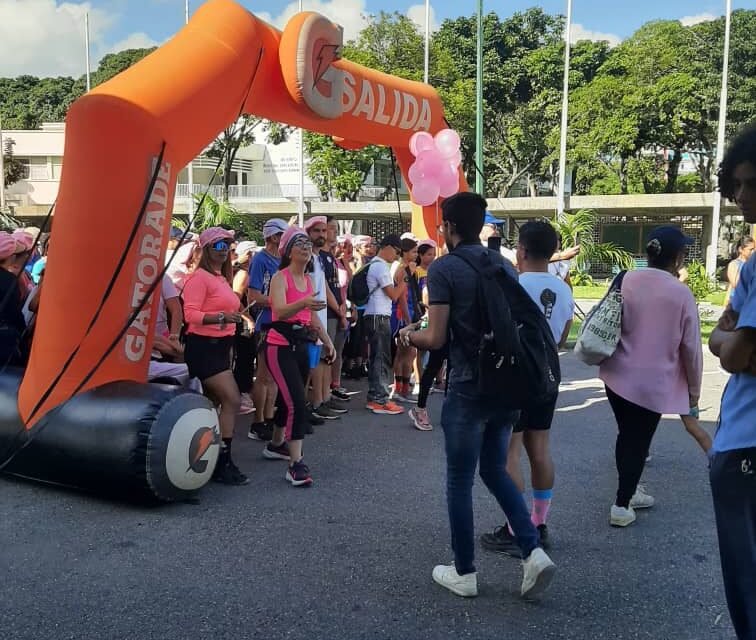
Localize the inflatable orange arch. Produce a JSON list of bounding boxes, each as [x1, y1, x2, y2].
[[18, 0, 467, 424]]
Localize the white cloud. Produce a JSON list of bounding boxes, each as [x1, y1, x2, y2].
[[407, 3, 438, 33], [0, 0, 157, 77], [570, 23, 622, 48], [106, 32, 159, 54], [256, 0, 369, 43], [680, 12, 717, 27]]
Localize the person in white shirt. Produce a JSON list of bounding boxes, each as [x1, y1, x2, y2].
[[481, 220, 574, 556], [364, 234, 407, 415]]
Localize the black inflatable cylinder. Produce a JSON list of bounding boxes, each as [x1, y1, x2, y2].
[[0, 370, 220, 502]]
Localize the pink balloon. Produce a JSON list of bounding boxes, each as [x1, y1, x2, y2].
[[416, 149, 445, 179], [408, 161, 425, 185], [439, 166, 460, 198], [434, 129, 461, 159], [412, 180, 441, 206], [449, 150, 462, 169], [409, 131, 435, 158]]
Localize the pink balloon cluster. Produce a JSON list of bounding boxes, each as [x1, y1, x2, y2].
[[407, 129, 462, 206]]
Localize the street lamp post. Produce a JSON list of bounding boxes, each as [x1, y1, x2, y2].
[[423, 0, 430, 84], [556, 0, 573, 221], [707, 0, 732, 276], [475, 0, 484, 195]]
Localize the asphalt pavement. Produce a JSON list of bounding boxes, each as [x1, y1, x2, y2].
[[0, 351, 734, 640]]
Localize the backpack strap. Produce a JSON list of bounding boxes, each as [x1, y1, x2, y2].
[[609, 270, 628, 292]]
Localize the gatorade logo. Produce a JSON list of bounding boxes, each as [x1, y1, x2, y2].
[[187, 426, 220, 473], [164, 407, 220, 491]]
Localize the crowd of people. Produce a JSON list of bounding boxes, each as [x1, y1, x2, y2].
[[0, 125, 754, 634]]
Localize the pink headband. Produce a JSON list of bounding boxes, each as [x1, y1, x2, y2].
[[0, 233, 20, 260], [199, 227, 234, 248], [303, 216, 327, 231]]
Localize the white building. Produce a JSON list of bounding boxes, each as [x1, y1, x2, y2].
[[2, 122, 407, 217]]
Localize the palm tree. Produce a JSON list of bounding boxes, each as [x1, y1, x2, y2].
[[552, 209, 634, 284], [192, 192, 244, 231]]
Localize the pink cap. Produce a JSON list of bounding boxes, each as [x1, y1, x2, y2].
[[303, 216, 327, 231], [279, 226, 308, 257], [11, 229, 34, 252], [173, 240, 198, 268], [199, 227, 234, 248], [418, 238, 437, 249], [0, 232, 20, 260]]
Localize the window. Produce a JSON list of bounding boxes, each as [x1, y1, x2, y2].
[[51, 156, 63, 179], [19, 157, 49, 180]]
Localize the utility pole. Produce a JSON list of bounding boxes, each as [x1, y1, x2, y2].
[[707, 0, 732, 276], [475, 0, 484, 195], [186, 1, 194, 201], [556, 0, 573, 221], [423, 0, 430, 83], [85, 12, 91, 92]]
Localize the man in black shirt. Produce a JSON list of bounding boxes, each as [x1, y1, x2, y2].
[[399, 192, 556, 600]]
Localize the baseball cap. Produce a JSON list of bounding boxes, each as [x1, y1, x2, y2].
[[400, 231, 417, 241], [304, 215, 328, 231], [418, 238, 438, 249], [198, 226, 234, 248], [169, 226, 184, 239], [263, 218, 289, 239], [235, 240, 258, 256], [483, 211, 500, 225], [378, 234, 402, 252], [646, 226, 694, 257]]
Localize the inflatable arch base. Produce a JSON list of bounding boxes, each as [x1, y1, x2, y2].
[[0, 371, 220, 502]]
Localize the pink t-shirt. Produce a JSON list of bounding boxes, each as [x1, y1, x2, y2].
[[182, 268, 240, 337], [267, 268, 313, 346], [599, 268, 703, 415]]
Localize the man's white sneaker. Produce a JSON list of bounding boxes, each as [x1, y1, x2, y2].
[[610, 504, 637, 527], [629, 486, 655, 509], [520, 548, 556, 598], [431, 564, 478, 597]]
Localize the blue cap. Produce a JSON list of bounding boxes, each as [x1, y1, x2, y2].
[[483, 211, 500, 225], [646, 226, 694, 256], [31, 257, 46, 284]]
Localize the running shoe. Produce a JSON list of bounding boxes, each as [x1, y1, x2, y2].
[[331, 388, 352, 401], [248, 421, 273, 441], [409, 407, 433, 431], [286, 460, 313, 487], [537, 524, 550, 550], [480, 525, 522, 558], [610, 505, 636, 527], [366, 401, 404, 415], [629, 485, 655, 509], [263, 441, 291, 461], [521, 548, 556, 599], [314, 405, 341, 420], [431, 564, 478, 597], [323, 399, 348, 414], [238, 393, 256, 415], [392, 390, 418, 404], [212, 458, 250, 485]]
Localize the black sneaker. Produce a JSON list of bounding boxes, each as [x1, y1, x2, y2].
[[331, 388, 351, 401], [248, 421, 273, 441], [314, 405, 341, 420], [286, 460, 313, 487], [480, 525, 522, 558], [308, 411, 324, 426], [213, 458, 249, 485], [263, 441, 291, 461], [324, 399, 348, 414], [537, 524, 550, 550]]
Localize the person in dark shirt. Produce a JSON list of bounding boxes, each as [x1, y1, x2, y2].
[[399, 192, 556, 600], [0, 232, 30, 366]]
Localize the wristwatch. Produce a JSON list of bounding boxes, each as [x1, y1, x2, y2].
[[218, 312, 226, 328]]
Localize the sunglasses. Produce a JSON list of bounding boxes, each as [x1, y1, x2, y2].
[[211, 240, 230, 251], [292, 238, 313, 250]]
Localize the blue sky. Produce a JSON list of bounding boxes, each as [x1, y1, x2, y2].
[[0, 0, 738, 77]]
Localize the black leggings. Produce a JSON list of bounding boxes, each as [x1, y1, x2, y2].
[[233, 332, 255, 394], [266, 343, 310, 441], [417, 347, 448, 409], [605, 386, 661, 508]]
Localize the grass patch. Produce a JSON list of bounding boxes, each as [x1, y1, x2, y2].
[[572, 284, 727, 307], [566, 319, 716, 348]]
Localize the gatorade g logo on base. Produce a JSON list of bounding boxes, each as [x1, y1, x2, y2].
[[285, 13, 345, 119], [164, 407, 220, 491]]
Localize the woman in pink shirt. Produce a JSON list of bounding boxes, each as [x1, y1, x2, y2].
[[264, 226, 333, 487], [182, 227, 247, 486], [600, 226, 703, 527]]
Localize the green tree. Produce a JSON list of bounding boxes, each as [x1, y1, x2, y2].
[[2, 138, 25, 188], [304, 133, 381, 201]]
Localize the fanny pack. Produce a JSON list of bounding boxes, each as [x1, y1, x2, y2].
[[270, 321, 317, 345]]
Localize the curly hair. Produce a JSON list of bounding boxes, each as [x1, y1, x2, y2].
[[718, 123, 756, 201]]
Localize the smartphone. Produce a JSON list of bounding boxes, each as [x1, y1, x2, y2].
[[487, 236, 502, 252]]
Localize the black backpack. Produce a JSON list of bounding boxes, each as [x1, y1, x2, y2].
[[449, 250, 560, 408], [347, 261, 380, 307]]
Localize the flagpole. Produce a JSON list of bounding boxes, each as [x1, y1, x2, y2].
[[423, 0, 430, 83], [186, 1, 194, 203], [475, 0, 484, 195], [85, 12, 91, 92], [556, 0, 572, 221], [707, 0, 732, 276], [298, 0, 305, 227]]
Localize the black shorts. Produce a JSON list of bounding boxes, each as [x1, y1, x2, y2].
[[184, 334, 234, 381], [513, 399, 557, 433]]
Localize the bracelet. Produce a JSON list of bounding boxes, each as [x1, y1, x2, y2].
[[169, 333, 179, 339]]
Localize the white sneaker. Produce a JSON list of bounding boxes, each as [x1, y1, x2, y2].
[[238, 393, 255, 415], [610, 504, 637, 527], [629, 486, 655, 509], [432, 564, 478, 597], [521, 548, 556, 598]]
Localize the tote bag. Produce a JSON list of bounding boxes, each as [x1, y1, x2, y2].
[[574, 271, 627, 365]]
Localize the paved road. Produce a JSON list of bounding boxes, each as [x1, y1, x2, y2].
[[0, 352, 734, 639]]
